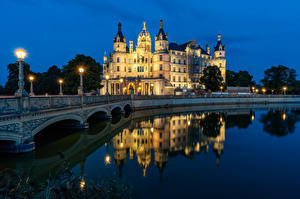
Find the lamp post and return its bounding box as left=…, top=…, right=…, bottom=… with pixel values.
left=283, top=86, right=287, bottom=95
left=262, top=88, right=266, bottom=95
left=120, top=78, right=123, bottom=95
left=105, top=75, right=109, bottom=95
left=14, top=48, right=28, bottom=97
left=78, top=67, right=85, bottom=96
left=220, top=86, right=223, bottom=95
left=58, top=78, right=64, bottom=96
left=28, top=75, right=35, bottom=96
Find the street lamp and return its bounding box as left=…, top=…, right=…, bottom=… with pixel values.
left=283, top=86, right=287, bottom=95
left=105, top=75, right=109, bottom=95
left=120, top=78, right=123, bottom=95
left=28, top=75, right=35, bottom=96
left=58, top=78, right=64, bottom=96
left=262, top=88, right=266, bottom=95
left=220, top=86, right=223, bottom=95
left=78, top=66, right=85, bottom=95
left=14, top=48, right=28, bottom=97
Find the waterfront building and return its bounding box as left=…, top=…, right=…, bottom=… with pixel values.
left=102, top=19, right=226, bottom=95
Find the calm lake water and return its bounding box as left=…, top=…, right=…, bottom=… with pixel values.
left=1, top=105, right=300, bottom=198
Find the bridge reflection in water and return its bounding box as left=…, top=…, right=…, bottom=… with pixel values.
left=1, top=105, right=299, bottom=183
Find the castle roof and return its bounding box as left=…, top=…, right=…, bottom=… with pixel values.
left=114, top=22, right=125, bottom=43
left=169, top=41, right=209, bottom=55
left=214, top=33, right=225, bottom=51
left=156, top=19, right=168, bottom=41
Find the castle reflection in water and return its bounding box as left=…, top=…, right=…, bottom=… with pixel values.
left=111, top=111, right=247, bottom=177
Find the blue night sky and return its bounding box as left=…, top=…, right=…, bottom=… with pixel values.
left=0, top=0, right=299, bottom=85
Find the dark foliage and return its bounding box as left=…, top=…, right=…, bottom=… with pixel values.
left=260, top=109, right=300, bottom=136
left=226, top=70, right=255, bottom=87
left=4, top=62, right=32, bottom=95
left=62, top=54, right=103, bottom=94
left=260, top=65, right=297, bottom=94
left=200, top=65, right=223, bottom=91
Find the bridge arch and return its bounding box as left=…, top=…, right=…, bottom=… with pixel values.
left=123, top=103, right=132, bottom=116
left=32, top=114, right=84, bottom=137
left=111, top=105, right=123, bottom=116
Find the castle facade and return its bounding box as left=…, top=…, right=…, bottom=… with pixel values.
left=102, top=19, right=226, bottom=95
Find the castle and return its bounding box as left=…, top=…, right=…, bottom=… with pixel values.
left=102, top=19, right=226, bottom=95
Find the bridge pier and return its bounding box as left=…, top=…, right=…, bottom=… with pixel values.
left=0, top=139, right=35, bottom=154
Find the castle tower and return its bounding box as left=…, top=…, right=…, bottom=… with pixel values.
left=137, top=22, right=151, bottom=53
left=212, top=33, right=226, bottom=82
left=153, top=18, right=170, bottom=80
left=113, top=22, right=127, bottom=52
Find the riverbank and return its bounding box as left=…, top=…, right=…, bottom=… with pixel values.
left=132, top=95, right=300, bottom=110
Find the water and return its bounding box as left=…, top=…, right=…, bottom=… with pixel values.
left=1, top=105, right=300, bottom=198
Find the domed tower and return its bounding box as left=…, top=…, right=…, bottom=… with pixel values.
left=213, top=33, right=226, bottom=82
left=153, top=18, right=170, bottom=80
left=113, top=22, right=127, bottom=52
left=136, top=22, right=151, bottom=54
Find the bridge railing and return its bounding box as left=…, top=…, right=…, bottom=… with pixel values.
left=1, top=94, right=300, bottom=117
left=0, top=95, right=131, bottom=116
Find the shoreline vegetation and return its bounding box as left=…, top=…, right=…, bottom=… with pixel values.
left=0, top=158, right=132, bottom=199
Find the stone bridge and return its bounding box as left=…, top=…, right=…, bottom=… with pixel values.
left=0, top=95, right=132, bottom=153
left=1, top=94, right=300, bottom=153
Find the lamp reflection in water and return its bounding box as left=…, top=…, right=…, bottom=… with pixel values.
left=105, top=142, right=111, bottom=165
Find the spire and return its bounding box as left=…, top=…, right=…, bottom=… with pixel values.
left=156, top=18, right=167, bottom=41
left=118, top=22, right=122, bottom=32
left=214, top=32, right=225, bottom=51
left=143, top=21, right=146, bottom=30
left=114, top=22, right=125, bottom=42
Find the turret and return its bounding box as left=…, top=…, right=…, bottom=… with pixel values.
left=103, top=51, right=108, bottom=72
left=212, top=33, right=226, bottom=82
left=103, top=51, right=107, bottom=64
left=113, top=22, right=127, bottom=52
left=214, top=33, right=225, bottom=59
left=206, top=44, right=210, bottom=55
left=155, top=18, right=168, bottom=52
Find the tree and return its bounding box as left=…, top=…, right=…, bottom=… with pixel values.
left=4, top=63, right=32, bottom=95
left=226, top=70, right=255, bottom=87
left=226, top=70, right=236, bottom=87
left=261, top=65, right=297, bottom=94
left=0, top=85, right=5, bottom=95
left=200, top=65, right=223, bottom=91
left=62, top=55, right=103, bottom=94
left=34, top=65, right=62, bottom=95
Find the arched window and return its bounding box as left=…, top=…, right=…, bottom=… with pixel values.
left=178, top=59, right=181, bottom=64
left=117, top=57, right=120, bottom=63
left=160, top=64, right=163, bottom=71
left=160, top=55, right=163, bottom=61
left=117, top=66, right=120, bottom=72
left=173, top=59, right=176, bottom=64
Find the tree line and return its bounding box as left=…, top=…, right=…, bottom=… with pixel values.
left=0, top=55, right=298, bottom=95
left=200, top=65, right=299, bottom=93
left=0, top=54, right=103, bottom=95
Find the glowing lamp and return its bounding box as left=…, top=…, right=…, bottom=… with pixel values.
left=15, top=48, right=27, bottom=60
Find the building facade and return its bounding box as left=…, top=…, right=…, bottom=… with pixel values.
left=102, top=19, right=226, bottom=95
